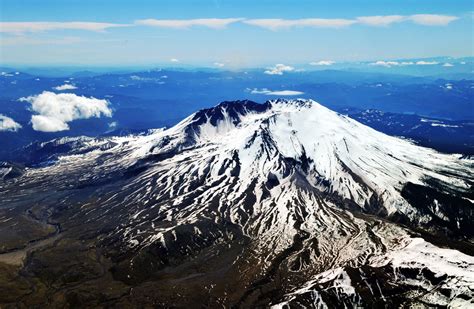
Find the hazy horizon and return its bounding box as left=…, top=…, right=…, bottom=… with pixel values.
left=1, top=0, right=473, bottom=67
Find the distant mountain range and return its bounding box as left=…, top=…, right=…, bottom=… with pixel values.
left=2, top=56, right=473, bottom=77
left=0, top=68, right=473, bottom=160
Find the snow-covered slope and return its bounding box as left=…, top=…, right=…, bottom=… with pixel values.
left=124, top=98, right=472, bottom=235
left=1, top=99, right=472, bottom=307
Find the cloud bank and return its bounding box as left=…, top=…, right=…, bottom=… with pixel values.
left=416, top=60, right=439, bottom=65
left=1, top=14, right=458, bottom=35
left=0, top=114, right=22, bottom=132
left=369, top=60, right=440, bottom=67
left=243, top=18, right=355, bottom=30
left=370, top=61, right=412, bottom=67
left=409, top=14, right=458, bottom=26
left=357, top=14, right=457, bottom=26
left=264, top=64, right=295, bottom=75
left=356, top=15, right=405, bottom=26
left=244, top=14, right=458, bottom=30
left=20, top=91, right=112, bottom=132
left=135, top=18, right=243, bottom=29
left=249, top=88, right=304, bottom=96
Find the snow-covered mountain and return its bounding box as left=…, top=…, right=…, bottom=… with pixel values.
left=0, top=99, right=472, bottom=307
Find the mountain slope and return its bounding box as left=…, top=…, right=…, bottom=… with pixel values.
left=0, top=99, right=472, bottom=307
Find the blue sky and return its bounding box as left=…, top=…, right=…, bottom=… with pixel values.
left=0, top=0, right=473, bottom=67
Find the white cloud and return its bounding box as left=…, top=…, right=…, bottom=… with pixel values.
left=108, top=121, right=118, bottom=130
left=0, top=114, right=22, bottom=132
left=268, top=90, right=303, bottom=96
left=416, top=60, right=439, bottom=65
left=409, top=14, right=458, bottom=26
left=214, top=62, right=225, bottom=67
left=30, top=115, right=69, bottom=132
left=443, top=63, right=454, bottom=67
left=0, top=14, right=457, bottom=36
left=0, top=22, right=128, bottom=34
left=243, top=14, right=457, bottom=30
left=369, top=60, right=418, bottom=67
left=130, top=75, right=165, bottom=82
left=249, top=88, right=304, bottom=96
left=310, top=60, right=335, bottom=66
left=170, top=58, right=180, bottom=63
left=135, top=18, right=243, bottom=29
left=357, top=15, right=405, bottom=26
left=20, top=91, right=112, bottom=132
left=370, top=60, right=442, bottom=67
left=369, top=61, right=402, bottom=67
left=244, top=18, right=355, bottom=30
left=264, top=64, right=295, bottom=75
left=53, top=84, right=77, bottom=91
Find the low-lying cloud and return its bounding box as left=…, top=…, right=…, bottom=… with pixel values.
left=53, top=84, right=77, bottom=91
left=264, top=64, right=295, bottom=75
left=369, top=60, right=440, bottom=67
left=370, top=61, right=412, bottom=67
left=310, top=60, right=335, bottom=66
left=20, top=91, right=112, bottom=132
left=248, top=88, right=304, bottom=96
left=415, top=60, right=439, bottom=65
left=0, top=114, right=22, bottom=132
